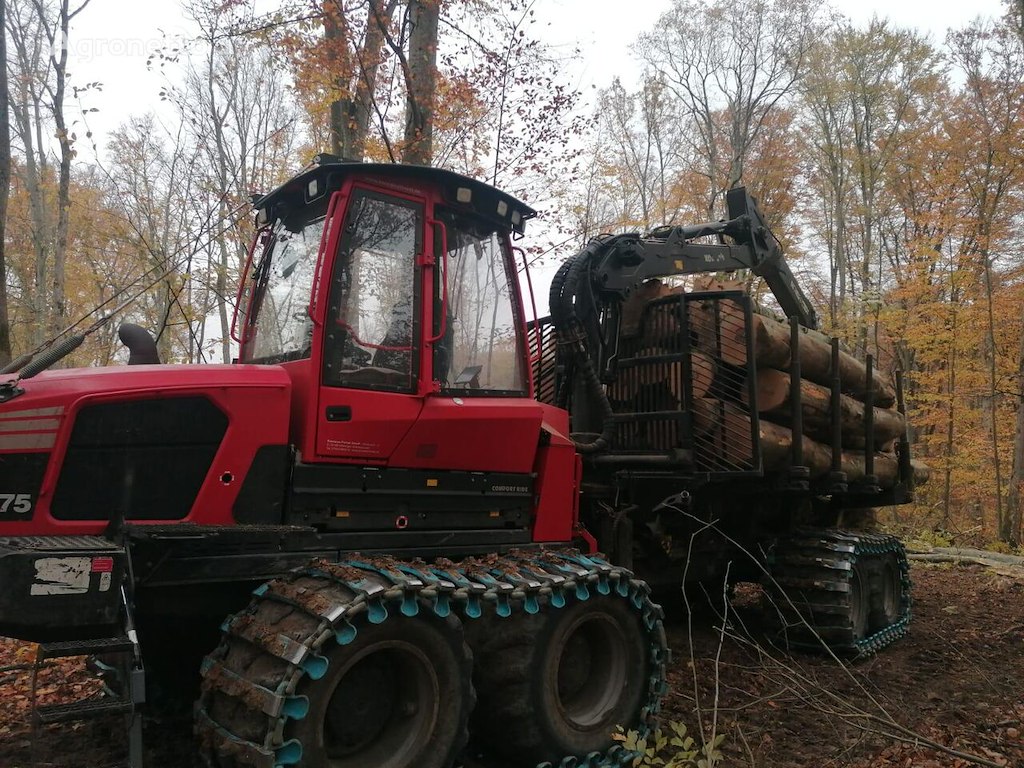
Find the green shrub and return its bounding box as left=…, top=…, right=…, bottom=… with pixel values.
left=914, top=529, right=955, bottom=549
left=613, top=721, right=725, bottom=767
left=985, top=539, right=1013, bottom=555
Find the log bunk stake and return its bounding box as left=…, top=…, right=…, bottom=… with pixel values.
left=788, top=315, right=809, bottom=490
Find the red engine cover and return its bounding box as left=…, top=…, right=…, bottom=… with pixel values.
left=0, top=364, right=292, bottom=537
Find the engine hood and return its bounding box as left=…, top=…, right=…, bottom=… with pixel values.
left=0, top=363, right=294, bottom=537
left=1, top=363, right=291, bottom=407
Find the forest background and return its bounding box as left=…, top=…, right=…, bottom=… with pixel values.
left=2, top=0, right=1024, bottom=548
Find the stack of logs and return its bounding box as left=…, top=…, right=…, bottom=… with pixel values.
left=733, top=306, right=909, bottom=486
left=623, top=280, right=926, bottom=487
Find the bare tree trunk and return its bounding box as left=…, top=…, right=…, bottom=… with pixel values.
left=982, top=251, right=1007, bottom=541
left=402, top=0, right=438, bottom=165
left=215, top=233, right=231, bottom=364
left=1005, top=325, right=1024, bottom=546
left=32, top=0, right=92, bottom=343
left=0, top=0, right=12, bottom=364
left=48, top=0, right=73, bottom=340
left=324, top=1, right=398, bottom=161
left=942, top=333, right=957, bottom=529
left=201, top=12, right=236, bottom=364
left=23, top=141, right=47, bottom=348
left=6, top=7, right=50, bottom=347
left=324, top=3, right=348, bottom=157
left=350, top=0, right=398, bottom=161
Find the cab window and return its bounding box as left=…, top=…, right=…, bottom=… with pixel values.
left=434, top=211, right=527, bottom=395
left=323, top=191, right=423, bottom=392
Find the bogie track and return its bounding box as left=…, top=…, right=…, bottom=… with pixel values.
left=766, top=530, right=912, bottom=655
left=195, top=549, right=669, bottom=768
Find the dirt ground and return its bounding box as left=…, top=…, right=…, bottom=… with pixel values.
left=666, top=561, right=1024, bottom=767
left=1, top=561, right=1022, bottom=768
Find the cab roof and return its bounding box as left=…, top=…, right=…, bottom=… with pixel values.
left=254, top=156, right=538, bottom=236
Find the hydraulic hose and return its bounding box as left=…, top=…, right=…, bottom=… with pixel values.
left=548, top=256, right=578, bottom=409
left=549, top=236, right=624, bottom=454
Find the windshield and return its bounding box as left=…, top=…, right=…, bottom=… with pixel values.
left=243, top=211, right=326, bottom=363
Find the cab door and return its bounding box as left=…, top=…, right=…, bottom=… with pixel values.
left=315, top=187, right=427, bottom=462
left=389, top=207, right=543, bottom=474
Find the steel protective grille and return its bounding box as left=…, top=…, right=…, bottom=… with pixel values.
left=607, top=294, right=689, bottom=453
left=685, top=293, right=759, bottom=473
left=607, top=292, right=760, bottom=474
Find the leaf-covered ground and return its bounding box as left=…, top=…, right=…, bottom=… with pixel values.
left=0, top=562, right=1021, bottom=767
left=668, top=562, right=1024, bottom=767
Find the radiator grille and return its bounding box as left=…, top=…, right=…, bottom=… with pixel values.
left=528, top=317, right=559, bottom=406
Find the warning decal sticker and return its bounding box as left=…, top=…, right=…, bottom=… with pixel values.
left=30, top=557, right=91, bottom=595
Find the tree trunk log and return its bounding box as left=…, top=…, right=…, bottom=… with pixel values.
left=609, top=351, right=715, bottom=407
left=692, top=397, right=723, bottom=437
left=919, top=546, right=1024, bottom=566
left=839, top=450, right=898, bottom=486
left=622, top=280, right=675, bottom=338
left=690, top=293, right=748, bottom=365
left=759, top=419, right=832, bottom=475
left=748, top=368, right=906, bottom=449
left=757, top=419, right=912, bottom=488
left=731, top=314, right=896, bottom=406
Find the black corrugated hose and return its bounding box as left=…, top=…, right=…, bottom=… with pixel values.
left=548, top=236, right=625, bottom=454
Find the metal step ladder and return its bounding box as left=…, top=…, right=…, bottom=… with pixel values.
left=30, top=584, right=145, bottom=768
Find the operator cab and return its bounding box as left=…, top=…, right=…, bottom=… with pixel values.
left=234, top=157, right=542, bottom=473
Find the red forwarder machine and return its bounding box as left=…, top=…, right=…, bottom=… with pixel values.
left=0, top=159, right=914, bottom=768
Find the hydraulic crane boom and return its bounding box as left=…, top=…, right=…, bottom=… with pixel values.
left=585, top=186, right=818, bottom=330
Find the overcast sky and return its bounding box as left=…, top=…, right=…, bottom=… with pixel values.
left=63, top=0, right=1010, bottom=160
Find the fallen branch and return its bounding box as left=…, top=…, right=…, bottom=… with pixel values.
left=0, top=661, right=53, bottom=674
left=908, top=548, right=1024, bottom=570
left=909, top=554, right=991, bottom=565
left=933, top=547, right=1024, bottom=566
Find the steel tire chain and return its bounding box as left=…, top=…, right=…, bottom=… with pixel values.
left=194, top=548, right=669, bottom=768
left=767, top=529, right=912, bottom=656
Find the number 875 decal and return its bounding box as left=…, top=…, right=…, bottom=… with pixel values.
left=0, top=494, right=33, bottom=514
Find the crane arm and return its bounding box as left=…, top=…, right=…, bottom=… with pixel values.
left=585, top=186, right=818, bottom=330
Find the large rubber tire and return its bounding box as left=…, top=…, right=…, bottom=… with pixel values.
left=468, top=595, right=649, bottom=766
left=848, top=561, right=871, bottom=641
left=288, top=614, right=472, bottom=768
left=866, top=551, right=903, bottom=634
left=200, top=585, right=473, bottom=768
